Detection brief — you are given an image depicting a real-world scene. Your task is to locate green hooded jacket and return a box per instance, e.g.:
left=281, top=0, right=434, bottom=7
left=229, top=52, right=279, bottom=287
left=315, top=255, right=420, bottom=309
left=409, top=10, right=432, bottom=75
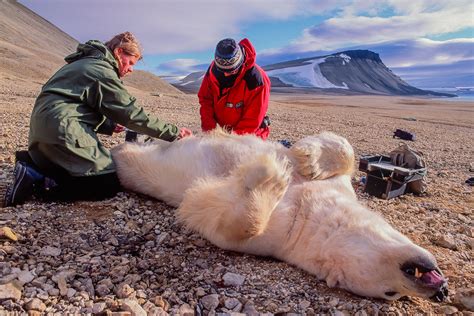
left=28, top=40, right=180, bottom=176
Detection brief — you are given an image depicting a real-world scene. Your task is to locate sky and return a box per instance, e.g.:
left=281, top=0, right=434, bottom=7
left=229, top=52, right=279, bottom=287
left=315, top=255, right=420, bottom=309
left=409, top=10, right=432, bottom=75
left=20, top=0, right=474, bottom=88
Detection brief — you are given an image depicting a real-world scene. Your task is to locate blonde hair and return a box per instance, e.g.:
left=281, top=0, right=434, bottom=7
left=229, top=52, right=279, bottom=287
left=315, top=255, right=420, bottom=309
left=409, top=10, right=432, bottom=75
left=105, top=32, right=143, bottom=60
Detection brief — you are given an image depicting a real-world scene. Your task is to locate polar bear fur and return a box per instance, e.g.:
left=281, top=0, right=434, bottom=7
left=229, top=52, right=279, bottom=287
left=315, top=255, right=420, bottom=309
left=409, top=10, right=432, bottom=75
left=112, top=129, right=448, bottom=301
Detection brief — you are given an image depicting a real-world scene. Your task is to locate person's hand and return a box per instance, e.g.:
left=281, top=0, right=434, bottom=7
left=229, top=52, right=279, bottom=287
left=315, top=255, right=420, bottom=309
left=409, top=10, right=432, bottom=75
left=114, top=124, right=126, bottom=133
left=177, top=127, right=193, bottom=140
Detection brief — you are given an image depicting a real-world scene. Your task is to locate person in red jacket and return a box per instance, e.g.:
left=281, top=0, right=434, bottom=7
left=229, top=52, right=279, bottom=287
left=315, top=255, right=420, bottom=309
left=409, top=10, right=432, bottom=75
left=198, top=38, right=271, bottom=139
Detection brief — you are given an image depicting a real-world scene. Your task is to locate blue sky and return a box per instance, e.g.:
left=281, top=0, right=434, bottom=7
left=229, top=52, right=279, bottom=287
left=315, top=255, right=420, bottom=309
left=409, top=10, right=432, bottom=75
left=20, top=0, right=474, bottom=87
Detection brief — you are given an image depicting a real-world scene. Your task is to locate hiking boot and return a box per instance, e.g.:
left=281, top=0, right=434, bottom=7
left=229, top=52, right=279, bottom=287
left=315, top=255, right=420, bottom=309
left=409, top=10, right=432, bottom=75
left=3, top=162, right=45, bottom=207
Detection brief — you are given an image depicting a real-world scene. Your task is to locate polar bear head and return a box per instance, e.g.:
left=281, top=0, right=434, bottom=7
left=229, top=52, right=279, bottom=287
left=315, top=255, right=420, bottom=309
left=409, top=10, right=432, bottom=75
left=320, top=204, right=448, bottom=301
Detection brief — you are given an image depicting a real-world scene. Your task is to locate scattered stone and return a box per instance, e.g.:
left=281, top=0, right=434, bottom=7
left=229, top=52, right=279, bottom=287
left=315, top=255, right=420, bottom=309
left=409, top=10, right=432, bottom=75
left=24, top=298, right=46, bottom=312
left=432, top=234, right=458, bottom=250
left=17, top=270, right=35, bottom=285
left=224, top=297, right=242, bottom=310
left=66, top=287, right=76, bottom=298
left=453, top=288, right=474, bottom=311
left=329, top=298, right=340, bottom=307
left=96, top=284, right=111, bottom=297
left=222, top=272, right=245, bottom=287
left=116, top=283, right=135, bottom=299
left=178, top=303, right=194, bottom=316
left=121, top=299, right=146, bottom=316
left=195, top=287, right=206, bottom=297
left=92, top=302, right=107, bottom=314
left=299, top=300, right=311, bottom=309
left=40, top=246, right=61, bottom=256
left=56, top=276, right=68, bottom=296
left=242, top=301, right=259, bottom=316
left=438, top=305, right=458, bottom=315
left=0, top=281, right=22, bottom=300
left=201, top=294, right=219, bottom=311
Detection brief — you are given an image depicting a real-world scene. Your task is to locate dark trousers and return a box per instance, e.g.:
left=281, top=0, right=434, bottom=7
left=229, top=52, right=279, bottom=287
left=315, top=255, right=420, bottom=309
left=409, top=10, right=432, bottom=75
left=16, top=151, right=122, bottom=202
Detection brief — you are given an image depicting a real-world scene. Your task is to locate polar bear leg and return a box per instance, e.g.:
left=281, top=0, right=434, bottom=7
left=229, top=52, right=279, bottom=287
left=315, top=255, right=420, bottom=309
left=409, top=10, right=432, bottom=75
left=111, top=141, right=184, bottom=206
left=177, top=153, right=290, bottom=243
left=290, top=132, right=354, bottom=180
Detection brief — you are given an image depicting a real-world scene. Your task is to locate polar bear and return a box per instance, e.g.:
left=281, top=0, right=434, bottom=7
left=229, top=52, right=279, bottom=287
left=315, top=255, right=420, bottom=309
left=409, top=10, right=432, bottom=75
left=112, top=129, right=448, bottom=301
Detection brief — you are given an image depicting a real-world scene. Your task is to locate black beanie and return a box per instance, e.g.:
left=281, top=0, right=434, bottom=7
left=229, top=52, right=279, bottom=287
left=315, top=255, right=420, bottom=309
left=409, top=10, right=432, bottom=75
left=214, top=38, right=244, bottom=71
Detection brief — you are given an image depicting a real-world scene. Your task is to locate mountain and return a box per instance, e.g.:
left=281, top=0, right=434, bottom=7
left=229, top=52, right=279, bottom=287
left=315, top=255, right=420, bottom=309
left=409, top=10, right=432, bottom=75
left=0, top=0, right=77, bottom=81
left=0, top=0, right=181, bottom=94
left=171, top=50, right=453, bottom=97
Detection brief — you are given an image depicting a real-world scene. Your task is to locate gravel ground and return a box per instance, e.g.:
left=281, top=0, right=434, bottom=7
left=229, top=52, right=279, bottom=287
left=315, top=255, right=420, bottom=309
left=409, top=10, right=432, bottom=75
left=0, top=81, right=472, bottom=315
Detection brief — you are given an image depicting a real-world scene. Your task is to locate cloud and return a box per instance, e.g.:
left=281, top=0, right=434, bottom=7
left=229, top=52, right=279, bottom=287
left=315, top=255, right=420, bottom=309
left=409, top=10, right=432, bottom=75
left=19, top=0, right=343, bottom=54
left=367, top=38, right=474, bottom=67
left=289, top=1, right=474, bottom=51
left=156, top=59, right=207, bottom=75
left=22, top=0, right=472, bottom=82
left=392, top=60, right=474, bottom=88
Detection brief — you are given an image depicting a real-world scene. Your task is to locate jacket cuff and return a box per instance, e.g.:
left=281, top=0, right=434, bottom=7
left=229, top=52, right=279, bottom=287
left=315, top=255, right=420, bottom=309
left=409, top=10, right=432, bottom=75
left=96, top=118, right=116, bottom=135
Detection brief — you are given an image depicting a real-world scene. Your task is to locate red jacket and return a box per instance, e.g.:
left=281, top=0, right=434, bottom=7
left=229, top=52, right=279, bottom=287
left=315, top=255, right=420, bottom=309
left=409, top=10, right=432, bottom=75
left=198, top=38, right=271, bottom=139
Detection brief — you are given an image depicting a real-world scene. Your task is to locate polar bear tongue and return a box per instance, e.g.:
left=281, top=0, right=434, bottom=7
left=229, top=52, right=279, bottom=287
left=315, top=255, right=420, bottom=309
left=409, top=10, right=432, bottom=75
left=421, top=269, right=445, bottom=286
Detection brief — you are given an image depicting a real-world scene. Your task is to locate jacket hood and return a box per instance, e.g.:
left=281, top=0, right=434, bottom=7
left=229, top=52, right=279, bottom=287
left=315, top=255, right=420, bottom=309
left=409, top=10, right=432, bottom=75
left=64, top=40, right=118, bottom=69
left=239, top=38, right=256, bottom=70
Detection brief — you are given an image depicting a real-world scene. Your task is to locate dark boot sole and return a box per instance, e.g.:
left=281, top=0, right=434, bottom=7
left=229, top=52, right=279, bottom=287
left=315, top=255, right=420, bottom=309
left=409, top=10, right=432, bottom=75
left=3, top=163, right=27, bottom=207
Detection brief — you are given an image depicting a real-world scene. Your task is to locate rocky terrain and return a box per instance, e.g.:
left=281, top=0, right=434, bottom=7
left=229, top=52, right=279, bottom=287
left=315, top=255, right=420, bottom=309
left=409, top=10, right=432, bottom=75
left=0, top=77, right=473, bottom=315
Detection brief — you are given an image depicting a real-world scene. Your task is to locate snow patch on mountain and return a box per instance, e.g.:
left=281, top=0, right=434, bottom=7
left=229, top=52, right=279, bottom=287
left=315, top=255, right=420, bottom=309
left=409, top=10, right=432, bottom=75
left=266, top=58, right=348, bottom=89
left=332, top=53, right=351, bottom=65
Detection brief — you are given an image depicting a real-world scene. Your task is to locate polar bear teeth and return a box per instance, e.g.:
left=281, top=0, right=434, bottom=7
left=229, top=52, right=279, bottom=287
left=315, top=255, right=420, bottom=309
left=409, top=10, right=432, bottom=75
left=415, top=268, right=423, bottom=278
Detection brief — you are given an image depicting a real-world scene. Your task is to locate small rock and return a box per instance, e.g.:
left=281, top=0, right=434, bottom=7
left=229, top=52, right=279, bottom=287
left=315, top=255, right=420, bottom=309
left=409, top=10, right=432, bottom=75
left=222, top=272, right=245, bottom=287
left=242, top=301, right=259, bottom=316
left=116, top=283, right=135, bottom=299
left=40, top=246, right=61, bottom=256
left=66, top=287, right=76, bottom=298
left=96, top=284, right=111, bottom=297
left=178, top=303, right=194, bottom=316
left=121, top=299, right=147, bottom=316
left=156, top=232, right=169, bottom=245
left=136, top=290, right=147, bottom=299
left=24, top=298, right=46, bottom=312
left=153, top=296, right=170, bottom=311
left=201, top=294, right=219, bottom=311
left=48, top=288, right=60, bottom=296
left=17, top=270, right=35, bottom=285
left=0, top=281, right=22, bottom=300
left=453, top=288, right=474, bottom=311
left=56, top=276, right=68, bottom=296
left=93, top=302, right=107, bottom=314
left=299, top=300, right=311, bottom=309
left=432, top=234, right=458, bottom=250
left=439, top=305, right=458, bottom=315
left=224, top=298, right=241, bottom=310
left=329, top=298, right=339, bottom=307
left=36, top=292, right=49, bottom=300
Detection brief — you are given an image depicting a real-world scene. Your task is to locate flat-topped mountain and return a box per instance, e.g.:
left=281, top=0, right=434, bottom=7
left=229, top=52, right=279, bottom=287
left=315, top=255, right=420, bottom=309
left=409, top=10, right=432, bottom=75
left=172, top=50, right=453, bottom=97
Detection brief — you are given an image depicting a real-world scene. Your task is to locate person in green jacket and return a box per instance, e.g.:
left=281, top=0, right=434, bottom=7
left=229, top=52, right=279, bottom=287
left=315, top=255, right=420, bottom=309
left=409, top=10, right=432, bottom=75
left=3, top=32, right=192, bottom=207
